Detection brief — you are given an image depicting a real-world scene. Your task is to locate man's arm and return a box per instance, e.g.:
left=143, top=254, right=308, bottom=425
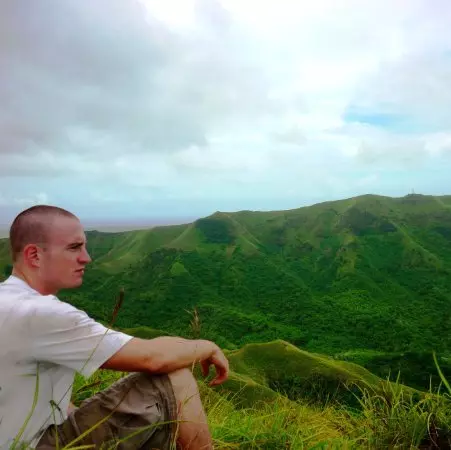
left=101, top=336, right=229, bottom=386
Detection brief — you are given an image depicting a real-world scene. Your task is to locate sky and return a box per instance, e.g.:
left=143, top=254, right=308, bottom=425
left=1, top=0, right=451, bottom=227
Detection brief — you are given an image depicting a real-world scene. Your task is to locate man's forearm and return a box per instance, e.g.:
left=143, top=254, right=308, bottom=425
left=146, top=336, right=219, bottom=372
left=102, top=336, right=219, bottom=373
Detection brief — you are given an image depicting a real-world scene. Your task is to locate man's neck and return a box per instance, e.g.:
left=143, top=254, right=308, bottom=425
left=11, top=266, right=57, bottom=296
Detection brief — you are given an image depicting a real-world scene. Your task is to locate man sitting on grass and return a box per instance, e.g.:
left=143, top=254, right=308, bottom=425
left=0, top=205, right=229, bottom=449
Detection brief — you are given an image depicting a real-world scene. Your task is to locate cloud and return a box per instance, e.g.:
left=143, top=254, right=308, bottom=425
left=0, top=0, right=203, bottom=158
left=350, top=54, right=451, bottom=130
left=425, top=132, right=451, bottom=156
left=0, top=0, right=278, bottom=162
left=1, top=0, right=451, bottom=222
left=0, top=192, right=49, bottom=207
left=271, top=125, right=306, bottom=146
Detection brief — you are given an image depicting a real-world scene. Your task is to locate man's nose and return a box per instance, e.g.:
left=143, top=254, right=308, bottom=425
left=79, top=248, right=92, bottom=264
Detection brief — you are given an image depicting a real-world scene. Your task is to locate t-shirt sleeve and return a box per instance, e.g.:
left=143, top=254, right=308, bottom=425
left=27, top=296, right=133, bottom=378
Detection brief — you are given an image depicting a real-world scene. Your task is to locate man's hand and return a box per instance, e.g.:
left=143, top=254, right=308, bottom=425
left=199, top=344, right=229, bottom=386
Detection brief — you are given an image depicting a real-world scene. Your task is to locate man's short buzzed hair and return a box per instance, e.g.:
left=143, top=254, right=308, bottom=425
left=9, top=205, right=77, bottom=262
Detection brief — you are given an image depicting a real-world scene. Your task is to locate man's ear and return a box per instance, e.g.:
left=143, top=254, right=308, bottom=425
left=22, top=244, right=41, bottom=268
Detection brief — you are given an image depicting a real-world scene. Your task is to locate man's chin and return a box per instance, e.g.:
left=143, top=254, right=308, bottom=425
left=67, top=277, right=84, bottom=289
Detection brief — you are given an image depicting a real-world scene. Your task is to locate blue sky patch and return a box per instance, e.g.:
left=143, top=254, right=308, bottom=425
left=343, top=109, right=419, bottom=133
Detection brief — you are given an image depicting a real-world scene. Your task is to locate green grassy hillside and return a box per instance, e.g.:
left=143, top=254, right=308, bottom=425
left=87, top=224, right=188, bottom=273
left=72, top=336, right=451, bottom=449
left=213, top=340, right=418, bottom=409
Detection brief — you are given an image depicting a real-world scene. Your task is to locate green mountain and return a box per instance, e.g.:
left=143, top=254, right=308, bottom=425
left=2, top=193, right=451, bottom=390
left=212, top=340, right=419, bottom=408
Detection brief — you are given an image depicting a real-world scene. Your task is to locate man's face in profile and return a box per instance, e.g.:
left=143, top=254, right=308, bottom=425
left=38, top=216, right=92, bottom=292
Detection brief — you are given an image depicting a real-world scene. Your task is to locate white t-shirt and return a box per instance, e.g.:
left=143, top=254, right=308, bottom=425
left=0, top=276, right=133, bottom=449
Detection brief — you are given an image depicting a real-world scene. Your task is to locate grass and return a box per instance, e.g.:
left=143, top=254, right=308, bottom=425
left=66, top=326, right=451, bottom=449
left=65, top=308, right=451, bottom=449
left=200, top=388, right=355, bottom=449
left=89, top=224, right=188, bottom=273
left=69, top=367, right=451, bottom=449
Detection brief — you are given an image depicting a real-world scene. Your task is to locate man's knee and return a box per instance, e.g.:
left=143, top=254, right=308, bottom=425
left=168, top=367, right=200, bottom=403
left=134, top=369, right=211, bottom=449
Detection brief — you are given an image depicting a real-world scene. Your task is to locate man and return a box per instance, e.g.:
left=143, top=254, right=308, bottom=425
left=0, top=205, right=229, bottom=449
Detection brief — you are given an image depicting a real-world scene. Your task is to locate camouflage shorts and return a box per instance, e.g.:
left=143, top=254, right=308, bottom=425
left=36, top=372, right=178, bottom=450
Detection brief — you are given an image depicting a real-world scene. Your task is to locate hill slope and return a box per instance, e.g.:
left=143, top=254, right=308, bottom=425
left=73, top=337, right=447, bottom=449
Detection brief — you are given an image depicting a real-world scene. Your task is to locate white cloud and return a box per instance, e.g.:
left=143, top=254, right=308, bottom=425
left=356, top=174, right=379, bottom=188
left=0, top=192, right=49, bottom=207
left=1, top=0, right=451, bottom=221
left=425, top=133, right=451, bottom=156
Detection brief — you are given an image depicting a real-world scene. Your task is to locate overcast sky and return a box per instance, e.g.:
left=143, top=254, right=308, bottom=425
left=1, top=0, right=451, bottom=226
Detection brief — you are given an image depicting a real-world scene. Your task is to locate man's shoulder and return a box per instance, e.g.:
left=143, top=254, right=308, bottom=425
left=0, top=280, right=41, bottom=312
left=0, top=276, right=42, bottom=300
left=0, top=279, right=81, bottom=319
